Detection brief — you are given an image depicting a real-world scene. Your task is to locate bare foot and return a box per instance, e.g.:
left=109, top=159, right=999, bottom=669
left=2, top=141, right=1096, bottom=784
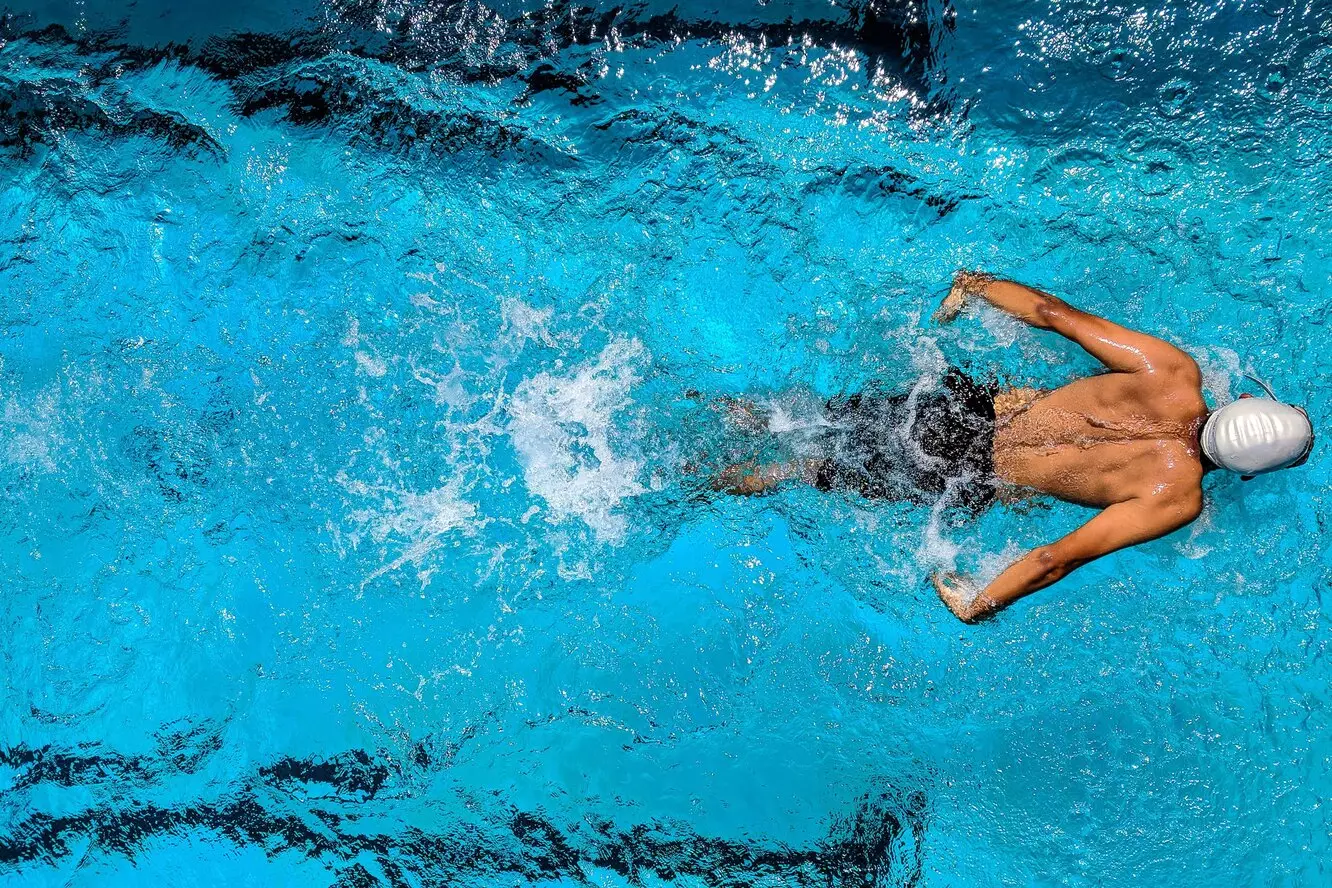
left=931, top=571, right=997, bottom=623
left=713, top=460, right=823, bottom=495
left=715, top=396, right=769, bottom=433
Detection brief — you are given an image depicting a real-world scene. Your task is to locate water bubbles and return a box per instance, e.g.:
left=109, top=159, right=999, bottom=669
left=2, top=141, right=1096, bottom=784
left=1101, top=45, right=1139, bottom=81
left=1121, top=129, right=1193, bottom=197
left=1157, top=77, right=1194, bottom=118
left=1260, top=65, right=1288, bottom=100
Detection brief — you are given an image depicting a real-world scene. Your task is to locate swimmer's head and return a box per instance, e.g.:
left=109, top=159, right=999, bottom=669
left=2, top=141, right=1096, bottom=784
left=1200, top=378, right=1313, bottom=477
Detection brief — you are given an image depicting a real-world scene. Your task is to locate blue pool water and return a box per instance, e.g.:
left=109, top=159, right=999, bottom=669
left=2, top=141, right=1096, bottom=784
left=1, top=1, right=1329, bottom=885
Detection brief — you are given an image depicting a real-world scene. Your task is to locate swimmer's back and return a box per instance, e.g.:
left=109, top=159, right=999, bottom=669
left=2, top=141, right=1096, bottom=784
left=993, top=354, right=1206, bottom=509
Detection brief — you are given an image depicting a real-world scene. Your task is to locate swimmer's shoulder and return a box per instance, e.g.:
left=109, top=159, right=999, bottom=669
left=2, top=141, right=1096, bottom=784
left=1124, top=343, right=1205, bottom=417
left=1141, top=341, right=1202, bottom=386
left=1140, top=442, right=1205, bottom=519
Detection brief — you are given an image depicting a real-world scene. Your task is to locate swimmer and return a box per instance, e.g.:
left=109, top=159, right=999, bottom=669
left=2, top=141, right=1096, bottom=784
left=715, top=272, right=1314, bottom=623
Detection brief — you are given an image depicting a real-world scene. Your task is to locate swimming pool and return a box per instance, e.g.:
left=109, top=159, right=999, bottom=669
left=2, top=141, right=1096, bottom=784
left=1, top=0, right=1328, bottom=884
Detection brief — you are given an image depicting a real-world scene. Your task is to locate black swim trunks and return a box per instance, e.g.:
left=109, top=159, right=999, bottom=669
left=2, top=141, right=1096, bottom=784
left=814, top=368, right=998, bottom=512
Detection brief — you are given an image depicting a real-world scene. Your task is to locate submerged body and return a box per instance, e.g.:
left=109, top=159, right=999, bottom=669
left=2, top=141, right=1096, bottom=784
left=813, top=368, right=1000, bottom=512
left=717, top=273, right=1312, bottom=622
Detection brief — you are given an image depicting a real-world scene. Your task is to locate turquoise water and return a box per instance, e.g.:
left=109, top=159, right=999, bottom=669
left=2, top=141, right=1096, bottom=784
left=1, top=1, right=1329, bottom=885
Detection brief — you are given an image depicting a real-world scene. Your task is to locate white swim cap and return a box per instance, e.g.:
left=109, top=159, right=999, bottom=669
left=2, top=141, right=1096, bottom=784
left=1200, top=398, right=1313, bottom=475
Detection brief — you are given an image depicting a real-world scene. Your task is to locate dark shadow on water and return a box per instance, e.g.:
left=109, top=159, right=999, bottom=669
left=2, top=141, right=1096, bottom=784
left=1, top=740, right=927, bottom=886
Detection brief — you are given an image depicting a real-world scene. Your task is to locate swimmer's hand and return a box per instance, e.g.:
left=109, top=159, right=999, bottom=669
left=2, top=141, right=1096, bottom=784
left=934, top=270, right=992, bottom=323
left=932, top=571, right=999, bottom=624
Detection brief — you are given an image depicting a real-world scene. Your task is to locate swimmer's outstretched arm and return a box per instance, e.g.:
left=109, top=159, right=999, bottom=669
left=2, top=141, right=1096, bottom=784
left=936, top=271, right=1194, bottom=375
left=932, top=492, right=1202, bottom=623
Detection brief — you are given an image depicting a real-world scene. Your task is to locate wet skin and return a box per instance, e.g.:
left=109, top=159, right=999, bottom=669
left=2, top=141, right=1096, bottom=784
left=714, top=273, right=1218, bottom=623
left=931, top=274, right=1208, bottom=622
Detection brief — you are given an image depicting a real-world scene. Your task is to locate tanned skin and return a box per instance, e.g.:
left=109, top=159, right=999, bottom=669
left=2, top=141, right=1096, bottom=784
left=716, top=272, right=1215, bottom=623
left=929, top=273, right=1208, bottom=622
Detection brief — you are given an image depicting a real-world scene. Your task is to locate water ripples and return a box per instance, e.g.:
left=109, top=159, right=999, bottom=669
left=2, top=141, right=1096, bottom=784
left=2, top=1, right=1331, bottom=886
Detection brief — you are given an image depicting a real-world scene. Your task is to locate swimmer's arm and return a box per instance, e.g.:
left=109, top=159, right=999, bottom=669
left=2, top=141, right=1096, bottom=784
left=938, top=272, right=1193, bottom=375
left=934, top=494, right=1202, bottom=623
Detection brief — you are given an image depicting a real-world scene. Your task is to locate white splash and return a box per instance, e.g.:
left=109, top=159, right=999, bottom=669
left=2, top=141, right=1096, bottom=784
left=1193, top=346, right=1242, bottom=405
left=499, top=297, right=557, bottom=350
left=977, top=304, right=1028, bottom=348
left=915, top=479, right=962, bottom=571
left=764, top=391, right=832, bottom=435
left=508, top=338, right=647, bottom=541
left=411, top=360, right=474, bottom=409
left=368, top=484, right=476, bottom=542
left=354, top=351, right=388, bottom=378
left=3, top=385, right=65, bottom=473
left=975, top=540, right=1025, bottom=584
left=909, top=331, right=948, bottom=377
left=345, top=316, right=389, bottom=378
left=969, top=304, right=1063, bottom=365
left=338, top=473, right=477, bottom=592
left=1175, top=495, right=1217, bottom=560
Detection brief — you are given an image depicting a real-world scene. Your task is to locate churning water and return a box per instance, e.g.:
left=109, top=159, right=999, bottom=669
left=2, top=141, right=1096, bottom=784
left=1, top=1, right=1329, bottom=885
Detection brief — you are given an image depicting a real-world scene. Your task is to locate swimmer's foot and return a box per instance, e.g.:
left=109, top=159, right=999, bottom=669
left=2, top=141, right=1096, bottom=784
left=715, top=396, right=770, bottom=433
left=714, top=459, right=823, bottom=495
left=932, top=571, right=998, bottom=624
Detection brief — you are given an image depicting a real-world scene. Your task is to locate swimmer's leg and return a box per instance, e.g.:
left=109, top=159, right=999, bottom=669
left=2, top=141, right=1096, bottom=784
left=685, top=389, right=770, bottom=432
left=714, top=459, right=824, bottom=495
left=714, top=396, right=771, bottom=433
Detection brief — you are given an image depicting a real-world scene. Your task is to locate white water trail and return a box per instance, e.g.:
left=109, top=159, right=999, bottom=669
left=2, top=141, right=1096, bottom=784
left=508, top=338, right=648, bottom=542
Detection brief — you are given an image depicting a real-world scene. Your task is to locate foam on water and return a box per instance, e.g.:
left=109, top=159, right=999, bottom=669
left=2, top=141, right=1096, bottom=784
left=1194, top=345, right=1243, bottom=405
left=508, top=337, right=648, bottom=541
left=2, top=1, right=1331, bottom=886
left=2, top=384, right=65, bottom=473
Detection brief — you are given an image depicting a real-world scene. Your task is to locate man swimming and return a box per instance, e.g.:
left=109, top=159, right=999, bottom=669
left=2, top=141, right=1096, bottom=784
left=716, top=272, right=1315, bottom=623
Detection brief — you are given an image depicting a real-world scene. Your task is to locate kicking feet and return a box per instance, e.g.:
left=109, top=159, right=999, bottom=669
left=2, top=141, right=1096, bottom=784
left=713, top=459, right=824, bottom=496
